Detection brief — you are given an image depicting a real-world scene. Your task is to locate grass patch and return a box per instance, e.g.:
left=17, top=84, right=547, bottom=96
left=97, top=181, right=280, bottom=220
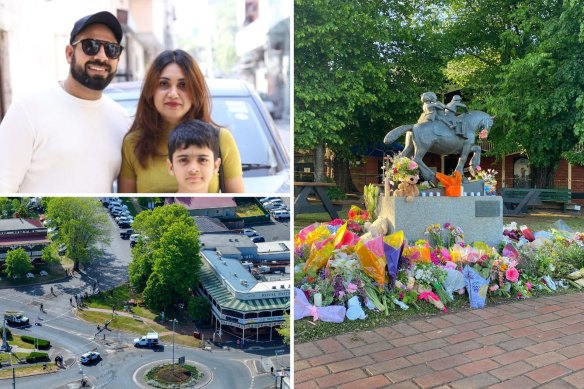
left=160, top=333, right=204, bottom=348
left=0, top=363, right=59, bottom=379
left=236, top=202, right=265, bottom=218
left=0, top=352, right=29, bottom=363
left=76, top=310, right=166, bottom=334
left=6, top=335, right=35, bottom=349
left=85, top=284, right=157, bottom=319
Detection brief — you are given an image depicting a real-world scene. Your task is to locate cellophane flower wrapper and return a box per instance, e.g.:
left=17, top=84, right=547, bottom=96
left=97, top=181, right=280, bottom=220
left=462, top=265, right=489, bottom=309
left=404, top=244, right=431, bottom=263
left=294, top=288, right=346, bottom=322
left=383, top=231, right=405, bottom=285
left=355, top=236, right=387, bottom=286
left=303, top=237, right=335, bottom=273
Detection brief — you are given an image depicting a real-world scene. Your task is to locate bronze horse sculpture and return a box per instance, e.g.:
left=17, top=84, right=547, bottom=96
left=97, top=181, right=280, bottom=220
left=384, top=110, right=494, bottom=185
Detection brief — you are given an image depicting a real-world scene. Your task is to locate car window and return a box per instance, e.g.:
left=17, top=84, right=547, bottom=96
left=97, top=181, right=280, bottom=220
left=212, top=97, right=278, bottom=170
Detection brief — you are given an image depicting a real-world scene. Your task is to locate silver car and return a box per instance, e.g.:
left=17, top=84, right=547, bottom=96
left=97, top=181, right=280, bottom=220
left=105, top=79, right=290, bottom=193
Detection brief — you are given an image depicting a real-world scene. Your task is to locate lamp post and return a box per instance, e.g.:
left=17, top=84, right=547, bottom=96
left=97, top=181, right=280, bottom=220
left=170, top=318, right=178, bottom=373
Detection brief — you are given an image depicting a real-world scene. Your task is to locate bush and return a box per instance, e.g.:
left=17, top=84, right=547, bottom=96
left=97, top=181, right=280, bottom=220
left=21, top=335, right=51, bottom=349
left=26, top=351, right=49, bottom=363
left=555, top=243, right=584, bottom=277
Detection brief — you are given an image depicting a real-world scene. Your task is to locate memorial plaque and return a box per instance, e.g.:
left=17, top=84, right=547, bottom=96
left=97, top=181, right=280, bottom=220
left=475, top=201, right=500, bottom=217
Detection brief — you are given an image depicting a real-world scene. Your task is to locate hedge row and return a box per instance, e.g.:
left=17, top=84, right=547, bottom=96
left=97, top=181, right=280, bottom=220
left=26, top=351, right=49, bottom=363
left=21, top=335, right=51, bottom=349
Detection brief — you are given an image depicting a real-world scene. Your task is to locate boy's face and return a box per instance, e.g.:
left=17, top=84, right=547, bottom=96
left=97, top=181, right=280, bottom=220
left=167, top=144, right=221, bottom=193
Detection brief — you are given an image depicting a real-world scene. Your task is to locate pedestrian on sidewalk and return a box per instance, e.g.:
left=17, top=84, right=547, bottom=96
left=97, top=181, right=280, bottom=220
left=50, top=286, right=54, bottom=295
left=69, top=297, right=73, bottom=305
left=271, top=366, right=274, bottom=375
left=112, top=305, right=115, bottom=314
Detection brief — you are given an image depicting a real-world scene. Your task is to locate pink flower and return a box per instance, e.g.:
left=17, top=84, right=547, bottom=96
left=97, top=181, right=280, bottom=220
left=479, top=129, right=488, bottom=139
left=338, top=290, right=345, bottom=298
left=489, top=284, right=499, bottom=292
left=346, top=283, right=358, bottom=293
left=476, top=165, right=482, bottom=172
left=526, top=282, right=532, bottom=291
left=506, top=268, right=519, bottom=282
left=408, top=161, right=418, bottom=170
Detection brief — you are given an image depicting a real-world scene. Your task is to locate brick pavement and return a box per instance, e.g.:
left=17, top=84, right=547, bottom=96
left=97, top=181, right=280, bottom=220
left=295, top=292, right=584, bottom=388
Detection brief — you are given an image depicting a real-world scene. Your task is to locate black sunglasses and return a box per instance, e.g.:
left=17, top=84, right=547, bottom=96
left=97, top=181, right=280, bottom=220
left=72, top=38, right=124, bottom=60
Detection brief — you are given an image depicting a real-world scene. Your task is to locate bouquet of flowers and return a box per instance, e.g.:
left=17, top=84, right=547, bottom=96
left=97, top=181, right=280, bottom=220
left=388, top=156, right=419, bottom=184
left=475, top=165, right=498, bottom=195
left=424, top=222, right=464, bottom=248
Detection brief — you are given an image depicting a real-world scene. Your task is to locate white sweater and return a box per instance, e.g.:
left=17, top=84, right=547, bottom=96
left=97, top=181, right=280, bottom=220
left=0, top=82, right=130, bottom=193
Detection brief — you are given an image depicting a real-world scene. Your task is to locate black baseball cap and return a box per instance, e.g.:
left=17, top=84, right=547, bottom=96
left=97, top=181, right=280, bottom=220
left=70, top=11, right=123, bottom=44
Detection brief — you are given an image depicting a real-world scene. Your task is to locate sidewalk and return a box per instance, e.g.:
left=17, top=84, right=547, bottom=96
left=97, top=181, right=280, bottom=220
left=295, top=292, right=584, bottom=389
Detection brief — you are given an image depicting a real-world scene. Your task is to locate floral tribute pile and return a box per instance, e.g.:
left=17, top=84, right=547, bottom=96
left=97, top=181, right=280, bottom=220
left=294, top=206, right=584, bottom=323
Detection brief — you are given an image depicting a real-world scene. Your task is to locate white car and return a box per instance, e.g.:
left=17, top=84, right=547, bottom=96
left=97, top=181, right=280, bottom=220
left=26, top=273, right=34, bottom=279
left=105, top=79, right=290, bottom=193
left=80, top=351, right=100, bottom=364
left=242, top=228, right=258, bottom=237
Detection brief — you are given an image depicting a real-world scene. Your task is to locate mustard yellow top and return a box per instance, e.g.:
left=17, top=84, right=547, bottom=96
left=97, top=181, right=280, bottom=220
left=120, top=127, right=242, bottom=193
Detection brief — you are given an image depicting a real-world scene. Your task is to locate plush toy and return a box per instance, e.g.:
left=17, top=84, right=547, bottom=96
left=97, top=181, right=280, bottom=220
left=394, top=174, right=420, bottom=202
left=361, top=216, right=392, bottom=241
left=436, top=171, right=462, bottom=196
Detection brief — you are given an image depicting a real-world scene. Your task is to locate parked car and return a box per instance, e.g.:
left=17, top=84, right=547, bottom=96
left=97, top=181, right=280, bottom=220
left=251, top=236, right=266, bottom=243
left=272, top=210, right=290, bottom=220
left=242, top=228, right=258, bottom=237
left=118, top=221, right=132, bottom=229
left=80, top=351, right=100, bottom=364
left=120, top=229, right=133, bottom=239
left=105, top=79, right=290, bottom=193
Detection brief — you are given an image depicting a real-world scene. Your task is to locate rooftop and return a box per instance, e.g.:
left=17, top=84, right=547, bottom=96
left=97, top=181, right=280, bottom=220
left=255, top=241, right=290, bottom=254
left=167, top=197, right=237, bottom=210
left=193, top=216, right=229, bottom=233
left=0, top=218, right=45, bottom=232
left=199, top=233, right=256, bottom=250
left=198, top=264, right=289, bottom=312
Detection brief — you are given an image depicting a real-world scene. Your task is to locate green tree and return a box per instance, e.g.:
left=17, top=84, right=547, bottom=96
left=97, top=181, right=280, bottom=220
left=0, top=198, right=19, bottom=219
left=187, top=296, right=211, bottom=322
left=295, top=0, right=448, bottom=189
left=45, top=198, right=110, bottom=271
left=129, top=204, right=202, bottom=311
left=276, top=313, right=290, bottom=345
left=443, top=0, right=584, bottom=187
left=41, top=243, right=60, bottom=273
left=143, top=222, right=201, bottom=311
left=5, top=248, right=33, bottom=278
left=129, top=204, right=197, bottom=292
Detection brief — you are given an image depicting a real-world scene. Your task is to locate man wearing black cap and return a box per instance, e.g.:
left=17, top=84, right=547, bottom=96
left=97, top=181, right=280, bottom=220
left=0, top=11, right=130, bottom=193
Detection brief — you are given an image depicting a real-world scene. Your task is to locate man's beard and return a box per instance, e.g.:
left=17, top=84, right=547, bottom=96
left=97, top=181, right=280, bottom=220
left=70, top=52, right=116, bottom=91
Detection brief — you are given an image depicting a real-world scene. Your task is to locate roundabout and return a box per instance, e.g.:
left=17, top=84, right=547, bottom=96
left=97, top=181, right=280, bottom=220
left=133, top=359, right=213, bottom=388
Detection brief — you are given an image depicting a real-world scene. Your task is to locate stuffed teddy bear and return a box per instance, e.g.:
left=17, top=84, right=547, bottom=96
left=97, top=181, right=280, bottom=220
left=394, top=174, right=420, bottom=202
left=361, top=216, right=392, bottom=241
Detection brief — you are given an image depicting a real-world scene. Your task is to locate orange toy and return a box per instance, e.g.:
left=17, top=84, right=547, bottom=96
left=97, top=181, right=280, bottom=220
left=436, top=171, right=462, bottom=197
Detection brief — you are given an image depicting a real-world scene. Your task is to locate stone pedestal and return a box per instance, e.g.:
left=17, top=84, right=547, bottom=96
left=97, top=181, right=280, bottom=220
left=379, top=195, right=503, bottom=246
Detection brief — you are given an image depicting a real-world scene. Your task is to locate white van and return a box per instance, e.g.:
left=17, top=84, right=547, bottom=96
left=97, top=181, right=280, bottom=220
left=272, top=210, right=290, bottom=220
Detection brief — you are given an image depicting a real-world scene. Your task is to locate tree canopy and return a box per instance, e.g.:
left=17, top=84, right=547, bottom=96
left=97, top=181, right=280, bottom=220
left=129, top=204, right=202, bottom=312
left=296, top=0, right=584, bottom=189
left=45, top=198, right=110, bottom=271
left=5, top=248, right=33, bottom=278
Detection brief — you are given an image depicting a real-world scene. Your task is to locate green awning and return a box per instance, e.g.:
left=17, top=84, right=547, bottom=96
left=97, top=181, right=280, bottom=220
left=198, top=265, right=289, bottom=312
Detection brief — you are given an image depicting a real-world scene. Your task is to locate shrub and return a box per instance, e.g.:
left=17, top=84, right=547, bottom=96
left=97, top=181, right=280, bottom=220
left=21, top=335, right=51, bottom=349
left=26, top=351, right=49, bottom=363
left=555, top=243, right=584, bottom=277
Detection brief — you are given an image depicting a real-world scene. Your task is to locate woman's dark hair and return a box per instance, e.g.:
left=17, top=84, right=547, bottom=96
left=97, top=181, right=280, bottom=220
left=126, top=49, right=217, bottom=168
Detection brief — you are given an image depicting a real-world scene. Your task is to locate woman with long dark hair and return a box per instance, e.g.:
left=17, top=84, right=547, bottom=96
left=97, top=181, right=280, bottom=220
left=118, top=49, right=244, bottom=193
